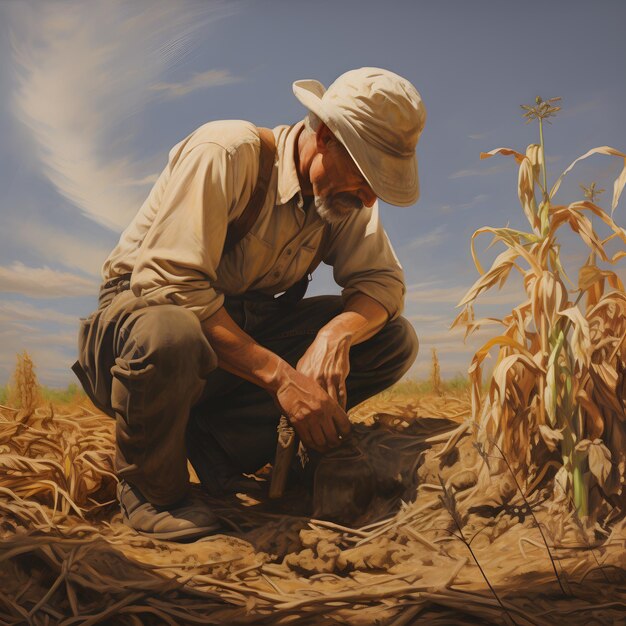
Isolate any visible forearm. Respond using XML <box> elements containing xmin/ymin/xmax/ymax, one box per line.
<box><xmin>317</xmin><ymin>292</ymin><xmax>389</xmax><ymax>346</ymax></box>
<box><xmin>200</xmin><ymin>305</ymin><xmax>291</xmax><ymax>393</ymax></box>
<box><xmin>201</xmin><ymin>304</ymin><xmax>351</xmax><ymax>450</ymax></box>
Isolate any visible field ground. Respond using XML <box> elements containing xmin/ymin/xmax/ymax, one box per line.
<box><xmin>1</xmin><ymin>382</ymin><xmax>625</xmax><ymax>625</ymax></box>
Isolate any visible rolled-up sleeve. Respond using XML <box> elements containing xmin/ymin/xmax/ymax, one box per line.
<box><xmin>132</xmin><ymin>142</ymin><xmax>242</xmax><ymax>322</ymax></box>
<box><xmin>324</xmin><ymin>202</ymin><xmax>406</xmax><ymax>321</ymax></box>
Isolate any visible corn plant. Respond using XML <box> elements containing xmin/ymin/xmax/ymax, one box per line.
<box><xmin>452</xmin><ymin>97</ymin><xmax>626</xmax><ymax>519</ymax></box>
<box><xmin>431</xmin><ymin>348</ymin><xmax>443</xmax><ymax>396</ymax></box>
<box><xmin>7</xmin><ymin>350</ymin><xmax>41</xmax><ymax>416</ymax></box>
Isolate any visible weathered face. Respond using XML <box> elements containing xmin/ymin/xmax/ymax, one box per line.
<box><xmin>309</xmin><ymin>128</ymin><xmax>377</xmax><ymax>223</ymax></box>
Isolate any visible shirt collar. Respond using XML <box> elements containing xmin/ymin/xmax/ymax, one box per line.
<box><xmin>274</xmin><ymin>120</ymin><xmax>307</xmax><ymax>210</ymax></box>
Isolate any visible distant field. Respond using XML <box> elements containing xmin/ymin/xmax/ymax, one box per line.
<box><xmin>0</xmin><ymin>375</ymin><xmax>472</xmax><ymax>408</ymax></box>
<box><xmin>0</xmin><ymin>382</ymin><xmax>85</xmax><ymax>406</ymax></box>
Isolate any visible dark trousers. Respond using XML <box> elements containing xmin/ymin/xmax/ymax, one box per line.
<box><xmin>73</xmin><ymin>285</ymin><xmax>419</xmax><ymax>506</ymax></box>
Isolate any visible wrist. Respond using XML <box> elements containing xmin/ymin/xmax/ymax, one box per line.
<box><xmin>260</xmin><ymin>356</ymin><xmax>296</xmax><ymax>395</ymax></box>
<box><xmin>317</xmin><ymin>316</ymin><xmax>356</xmax><ymax>345</ymax></box>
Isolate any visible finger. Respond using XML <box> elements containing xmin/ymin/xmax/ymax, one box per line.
<box><xmin>325</xmin><ymin>384</ymin><xmax>349</xmax><ymax>438</ymax></box>
<box><xmin>337</xmin><ymin>380</ymin><xmax>348</xmax><ymax>410</ymax></box>
<box><xmin>292</xmin><ymin>422</ymin><xmax>315</xmax><ymax>451</ymax></box>
<box><xmin>309</xmin><ymin>423</ymin><xmax>327</xmax><ymax>452</ymax></box>
<box><xmin>319</xmin><ymin>415</ymin><xmax>341</xmax><ymax>448</ymax></box>
<box><xmin>326</xmin><ymin>381</ymin><xmax>340</xmax><ymax>404</ymax></box>
<box><xmin>333</xmin><ymin>406</ymin><xmax>352</xmax><ymax>437</ymax></box>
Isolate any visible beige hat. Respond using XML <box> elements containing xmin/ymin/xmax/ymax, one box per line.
<box><xmin>293</xmin><ymin>67</ymin><xmax>426</xmax><ymax>207</ymax></box>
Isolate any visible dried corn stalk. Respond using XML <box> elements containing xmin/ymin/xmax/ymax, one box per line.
<box><xmin>7</xmin><ymin>351</ymin><xmax>41</xmax><ymax>416</ymax></box>
<box><xmin>431</xmin><ymin>348</ymin><xmax>443</xmax><ymax>396</ymax></box>
<box><xmin>452</xmin><ymin>97</ymin><xmax>626</xmax><ymax>519</ymax></box>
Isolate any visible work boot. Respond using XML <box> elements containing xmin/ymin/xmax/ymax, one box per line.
<box><xmin>117</xmin><ymin>480</ymin><xmax>222</xmax><ymax>542</ymax></box>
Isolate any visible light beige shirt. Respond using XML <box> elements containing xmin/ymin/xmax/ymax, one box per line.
<box><xmin>103</xmin><ymin>120</ymin><xmax>406</xmax><ymax>322</ymax></box>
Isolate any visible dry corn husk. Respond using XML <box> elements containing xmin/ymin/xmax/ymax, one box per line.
<box><xmin>454</xmin><ymin>140</ymin><xmax>626</xmax><ymax>517</ymax></box>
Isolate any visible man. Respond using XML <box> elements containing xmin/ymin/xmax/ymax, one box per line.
<box><xmin>73</xmin><ymin>67</ymin><xmax>426</xmax><ymax>541</ymax></box>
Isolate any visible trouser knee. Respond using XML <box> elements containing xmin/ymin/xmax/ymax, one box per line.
<box><xmin>111</xmin><ymin>306</ymin><xmax>216</xmax><ymax>408</ymax></box>
<box><xmin>388</xmin><ymin>316</ymin><xmax>419</xmax><ymax>378</ymax></box>
<box><xmin>117</xmin><ymin>305</ymin><xmax>215</xmax><ymax>377</ymax></box>
<box><xmin>351</xmin><ymin>316</ymin><xmax>418</xmax><ymax>377</ymax></box>
<box><xmin>345</xmin><ymin>316</ymin><xmax>418</xmax><ymax>409</ymax></box>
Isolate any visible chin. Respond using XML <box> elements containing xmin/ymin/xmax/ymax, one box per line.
<box><xmin>314</xmin><ymin>196</ymin><xmax>354</xmax><ymax>224</ymax></box>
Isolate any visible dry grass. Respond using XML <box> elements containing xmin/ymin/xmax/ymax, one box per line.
<box><xmin>1</xmin><ymin>374</ymin><xmax>626</xmax><ymax>625</ymax></box>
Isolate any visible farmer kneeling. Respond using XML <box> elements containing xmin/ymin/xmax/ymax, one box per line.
<box><xmin>72</xmin><ymin>67</ymin><xmax>426</xmax><ymax>541</ymax></box>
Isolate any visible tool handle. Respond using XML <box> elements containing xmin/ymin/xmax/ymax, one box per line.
<box><xmin>269</xmin><ymin>415</ymin><xmax>297</xmax><ymax>499</ymax></box>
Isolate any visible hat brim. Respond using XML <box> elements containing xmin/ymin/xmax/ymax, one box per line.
<box><xmin>293</xmin><ymin>79</ymin><xmax>420</xmax><ymax>207</ymax></box>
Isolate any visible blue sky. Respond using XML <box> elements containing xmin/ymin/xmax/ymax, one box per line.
<box><xmin>0</xmin><ymin>0</ymin><xmax>625</xmax><ymax>386</ymax></box>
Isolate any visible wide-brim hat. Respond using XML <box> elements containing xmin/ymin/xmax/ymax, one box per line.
<box><xmin>293</xmin><ymin>67</ymin><xmax>426</xmax><ymax>207</ymax></box>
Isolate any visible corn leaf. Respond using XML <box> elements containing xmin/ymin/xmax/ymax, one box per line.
<box><xmin>518</xmin><ymin>157</ymin><xmax>540</xmax><ymax>231</ymax></box>
<box><xmin>480</xmin><ymin>147</ymin><xmax>526</xmax><ymax>164</ymax></box>
<box><xmin>450</xmin><ymin>304</ymin><xmax>474</xmax><ymax>331</ymax></box>
<box><xmin>579</xmin><ymin>265</ymin><xmax>624</xmax><ymax>293</ymax></box>
<box><xmin>558</xmin><ymin>306</ymin><xmax>591</xmax><ymax>368</ymax></box>
<box><xmin>525</xmin><ymin>144</ymin><xmax>543</xmax><ymax>180</ymax></box>
<box><xmin>549</xmin><ymin>146</ymin><xmax>626</xmax><ymax>213</ymax></box>
<box><xmin>577</xmin><ymin>388</ymin><xmax>605</xmax><ymax>440</ymax></box>
<box><xmin>472</xmin><ymin>334</ymin><xmax>536</xmax><ymax>367</ymax></box>
<box><xmin>450</xmin><ymin>303</ymin><xmax>503</xmax><ymax>340</ymax></box>
<box><xmin>566</xmin><ymin>201</ymin><xmax>626</xmax><ymax>249</ymax></box>
<box><xmin>531</xmin><ymin>271</ymin><xmax>565</xmax><ymax>328</ymax></box>
<box><xmin>493</xmin><ymin>353</ymin><xmax>540</xmax><ymax>401</ymax></box>
<box><xmin>457</xmin><ymin>247</ymin><xmax>520</xmax><ymax>307</ymax></box>
<box><xmin>587</xmin><ymin>439</ymin><xmax>612</xmax><ymax>487</ymax></box>
<box><xmin>538</xmin><ymin>424</ymin><xmax>564</xmax><ymax>452</ymax></box>
<box><xmin>545</xmin><ymin>331</ymin><xmax>565</xmax><ymax>426</ymax></box>
<box><xmin>470</xmin><ymin>226</ymin><xmax>540</xmax><ymax>277</ymax></box>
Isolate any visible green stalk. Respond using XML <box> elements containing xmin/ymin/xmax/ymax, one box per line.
<box><xmin>573</xmin><ymin>458</ymin><xmax>588</xmax><ymax>518</ymax></box>
<box><xmin>559</xmin><ymin>343</ymin><xmax>588</xmax><ymax>517</ymax></box>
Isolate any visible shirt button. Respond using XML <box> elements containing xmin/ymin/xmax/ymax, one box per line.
<box><xmin>273</xmin><ymin>271</ymin><xmax>280</xmax><ymax>278</ymax></box>
<box><xmin>286</xmin><ymin>248</ymin><xmax>292</xmax><ymax>255</ymax></box>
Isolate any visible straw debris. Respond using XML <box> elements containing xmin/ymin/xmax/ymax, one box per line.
<box><xmin>1</xmin><ymin>375</ymin><xmax>625</xmax><ymax>624</ymax></box>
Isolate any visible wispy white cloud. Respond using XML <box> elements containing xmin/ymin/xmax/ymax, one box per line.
<box><xmin>9</xmin><ymin>1</ymin><xmax>233</xmax><ymax>231</ymax></box>
<box><xmin>0</xmin><ymin>301</ymin><xmax>77</xmax><ymax>325</ymax></box>
<box><xmin>417</xmin><ymin>325</ymin><xmax>494</xmax><ymax>348</ymax></box>
<box><xmin>10</xmin><ymin>219</ymin><xmax>112</xmax><ymax>277</ymax></box>
<box><xmin>449</xmin><ymin>162</ymin><xmax>511</xmax><ymax>179</ymax></box>
<box><xmin>439</xmin><ymin>193</ymin><xmax>489</xmax><ymax>213</ymax></box>
<box><xmin>151</xmin><ymin>68</ymin><xmax>240</xmax><ymax>99</ymax></box>
<box><xmin>0</xmin><ymin>262</ymin><xmax>96</xmax><ymax>298</ymax></box>
<box><xmin>406</xmin><ymin>313</ymin><xmax>447</xmax><ymax>323</ymax></box>
<box><xmin>405</xmin><ymin>283</ymin><xmax>466</xmax><ymax>305</ymax></box>
<box><xmin>404</xmin><ymin>226</ymin><xmax>446</xmax><ymax>250</ymax></box>
<box><xmin>405</xmin><ymin>279</ymin><xmax>525</xmax><ymax>306</ymax></box>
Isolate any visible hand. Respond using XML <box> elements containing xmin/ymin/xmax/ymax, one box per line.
<box><xmin>274</xmin><ymin>366</ymin><xmax>351</xmax><ymax>453</ymax></box>
<box><xmin>297</xmin><ymin>331</ymin><xmax>351</xmax><ymax>410</ymax></box>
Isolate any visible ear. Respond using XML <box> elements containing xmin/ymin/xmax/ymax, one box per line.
<box><xmin>315</xmin><ymin>123</ymin><xmax>335</xmax><ymax>151</ymax></box>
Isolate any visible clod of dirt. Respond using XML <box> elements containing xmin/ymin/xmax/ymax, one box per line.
<box><xmin>449</xmin><ymin>469</ymin><xmax>478</xmax><ymax>492</ymax></box>
<box><xmin>336</xmin><ymin>537</ymin><xmax>415</xmax><ymax>573</ymax></box>
<box><xmin>283</xmin><ymin>528</ymin><xmax>342</xmax><ymax>574</ymax></box>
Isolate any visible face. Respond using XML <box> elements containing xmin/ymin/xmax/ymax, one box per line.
<box><xmin>309</xmin><ymin>126</ymin><xmax>377</xmax><ymax>224</ymax></box>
